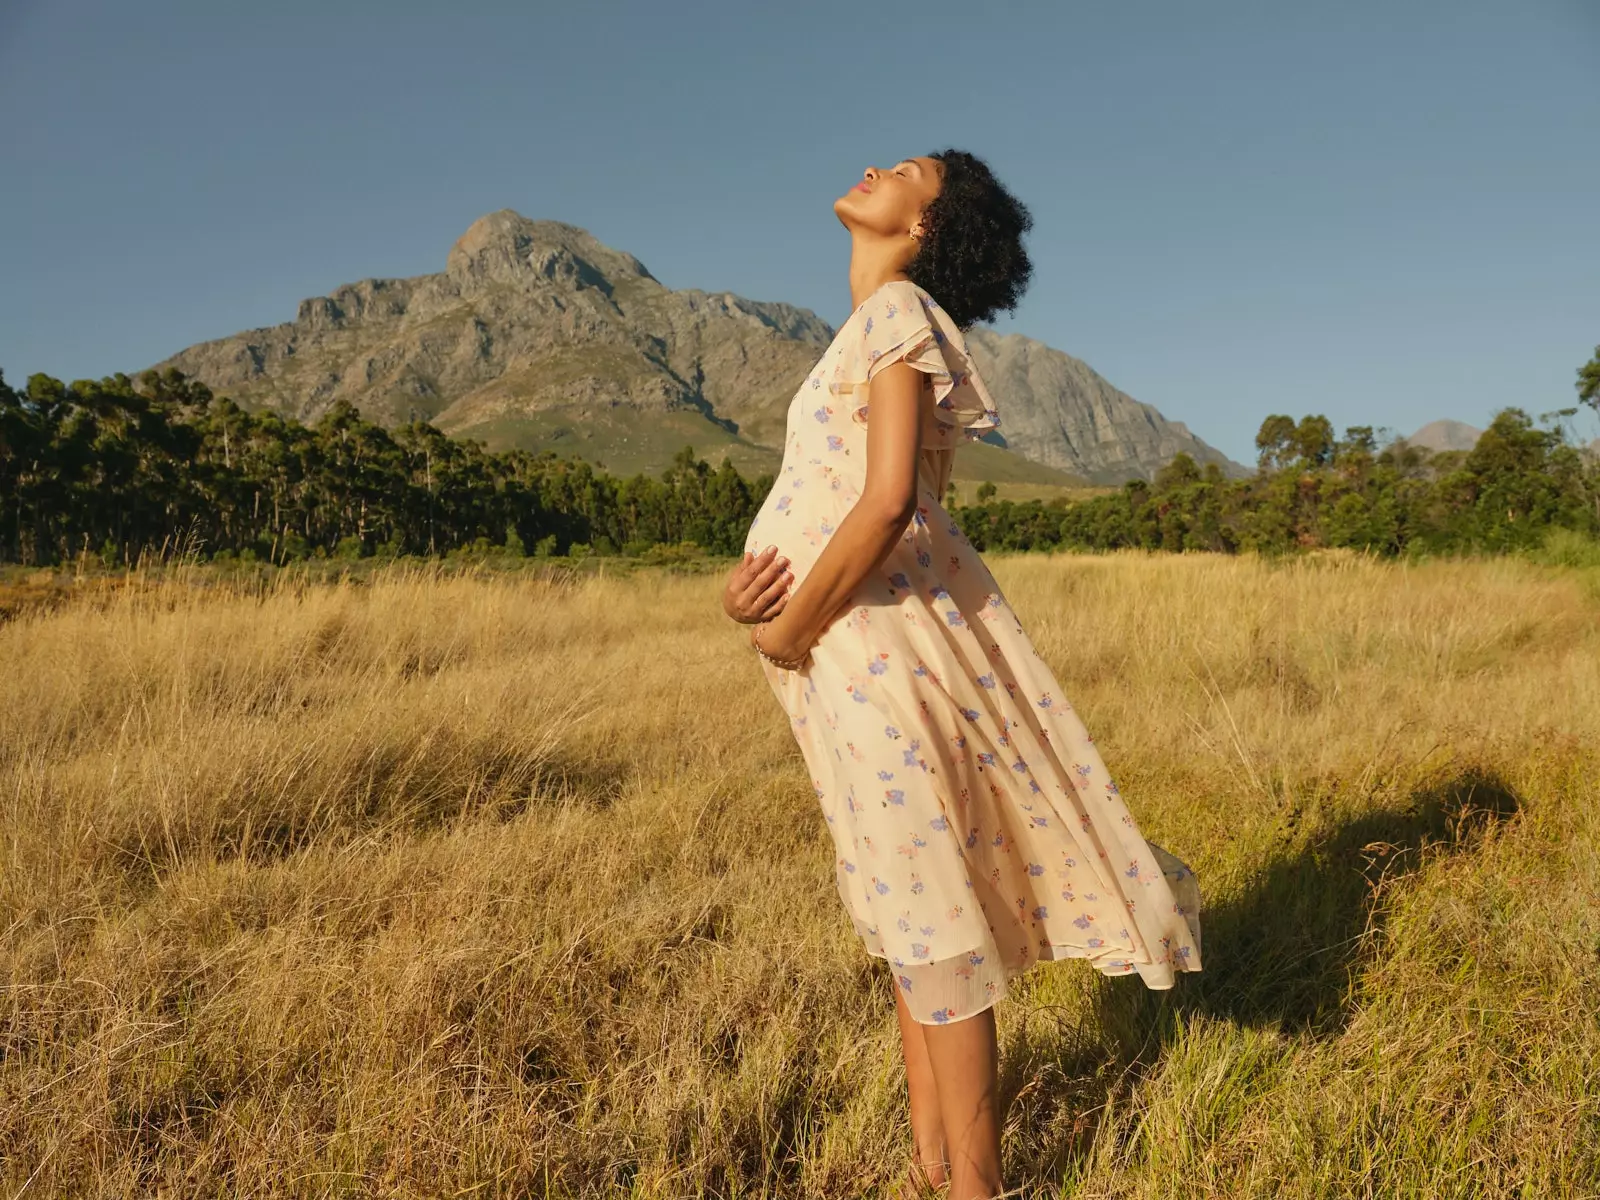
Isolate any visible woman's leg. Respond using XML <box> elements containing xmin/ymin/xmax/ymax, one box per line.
<box><xmin>922</xmin><ymin>1006</ymin><xmax>1003</xmax><ymax>1200</ymax></box>
<box><xmin>894</xmin><ymin>987</ymin><xmax>949</xmax><ymax>1192</ymax></box>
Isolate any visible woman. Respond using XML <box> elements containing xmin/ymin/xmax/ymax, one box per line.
<box><xmin>722</xmin><ymin>150</ymin><xmax>1202</xmax><ymax>1200</ymax></box>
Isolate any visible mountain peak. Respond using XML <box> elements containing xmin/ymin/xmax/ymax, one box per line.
<box><xmin>151</xmin><ymin>212</ymin><xmax>1240</xmax><ymax>483</ymax></box>
<box><xmin>1405</xmin><ymin>419</ymin><xmax>1482</xmax><ymax>453</ymax></box>
<box><xmin>445</xmin><ymin>210</ymin><xmax>657</xmax><ymax>292</ymax></box>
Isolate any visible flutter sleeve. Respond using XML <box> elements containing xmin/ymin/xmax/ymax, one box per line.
<box><xmin>829</xmin><ymin>279</ymin><xmax>1000</xmax><ymax>441</ymax></box>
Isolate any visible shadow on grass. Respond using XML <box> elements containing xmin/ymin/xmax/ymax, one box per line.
<box><xmin>1167</xmin><ymin>767</ymin><xmax>1518</xmax><ymax>1035</ymax></box>
<box><xmin>1005</xmin><ymin>767</ymin><xmax>1522</xmax><ymax>1186</ymax></box>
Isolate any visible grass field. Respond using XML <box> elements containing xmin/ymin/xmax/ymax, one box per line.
<box><xmin>2</xmin><ymin>553</ymin><xmax>1597</xmax><ymax>1197</ymax></box>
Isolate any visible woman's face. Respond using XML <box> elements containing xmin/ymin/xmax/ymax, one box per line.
<box><xmin>833</xmin><ymin>156</ymin><xmax>943</xmax><ymax>239</ymax></box>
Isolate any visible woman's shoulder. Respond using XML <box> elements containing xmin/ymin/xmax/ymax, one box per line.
<box><xmin>841</xmin><ymin>280</ymin><xmax>956</xmax><ymax>358</ymax></box>
<box><xmin>855</xmin><ymin>277</ymin><xmax>941</xmax><ymax>322</ymax></box>
<box><xmin>824</xmin><ymin>275</ymin><xmax>997</xmax><ymax>436</ymax></box>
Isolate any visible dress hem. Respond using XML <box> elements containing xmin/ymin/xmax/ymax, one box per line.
<box><xmin>860</xmin><ymin>936</ymin><xmax>1197</xmax><ymax>1025</ymax></box>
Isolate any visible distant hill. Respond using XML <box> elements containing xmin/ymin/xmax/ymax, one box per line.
<box><xmin>152</xmin><ymin>210</ymin><xmax>1245</xmax><ymax>484</ymax></box>
<box><xmin>1404</xmin><ymin>419</ymin><xmax>1483</xmax><ymax>453</ymax></box>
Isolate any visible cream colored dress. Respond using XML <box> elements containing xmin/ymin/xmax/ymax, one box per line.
<box><xmin>745</xmin><ymin>278</ymin><xmax>1202</xmax><ymax>1024</ymax></box>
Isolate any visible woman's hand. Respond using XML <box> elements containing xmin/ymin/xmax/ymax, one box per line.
<box><xmin>723</xmin><ymin>546</ymin><xmax>793</xmax><ymax>623</ymax></box>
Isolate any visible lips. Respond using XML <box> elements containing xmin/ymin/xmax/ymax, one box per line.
<box><xmin>854</xmin><ymin>181</ymin><xmax>871</xmax><ymax>193</ymax></box>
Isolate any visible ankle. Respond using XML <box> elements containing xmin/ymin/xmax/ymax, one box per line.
<box><xmin>945</xmin><ymin>1166</ymin><xmax>1003</xmax><ymax>1200</ymax></box>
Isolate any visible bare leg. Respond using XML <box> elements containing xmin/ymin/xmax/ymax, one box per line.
<box><xmin>922</xmin><ymin>1006</ymin><xmax>1003</xmax><ymax>1200</ymax></box>
<box><xmin>894</xmin><ymin>987</ymin><xmax>948</xmax><ymax>1194</ymax></box>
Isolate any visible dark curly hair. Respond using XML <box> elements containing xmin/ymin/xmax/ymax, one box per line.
<box><xmin>905</xmin><ymin>149</ymin><xmax>1033</xmax><ymax>330</ymax></box>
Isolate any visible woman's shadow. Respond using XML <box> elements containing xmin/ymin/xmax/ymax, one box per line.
<box><xmin>1003</xmin><ymin>767</ymin><xmax>1522</xmax><ymax>1182</ymax></box>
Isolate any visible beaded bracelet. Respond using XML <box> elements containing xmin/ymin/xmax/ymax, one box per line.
<box><xmin>753</xmin><ymin>623</ymin><xmax>807</xmax><ymax>670</ymax></box>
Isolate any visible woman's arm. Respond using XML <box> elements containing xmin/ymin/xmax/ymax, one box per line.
<box><xmin>749</xmin><ymin>359</ymin><xmax>927</xmax><ymax>664</ymax></box>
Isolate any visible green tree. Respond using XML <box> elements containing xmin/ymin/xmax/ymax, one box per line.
<box><xmin>1254</xmin><ymin>414</ymin><xmax>1298</xmax><ymax>471</ymax></box>
<box><xmin>1577</xmin><ymin>345</ymin><xmax>1600</xmax><ymax>417</ymax></box>
<box><xmin>1292</xmin><ymin>416</ymin><xmax>1335</xmax><ymax>468</ymax></box>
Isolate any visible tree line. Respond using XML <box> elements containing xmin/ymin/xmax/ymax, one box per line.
<box><xmin>0</xmin><ymin>368</ymin><xmax>764</xmax><ymax>565</ymax></box>
<box><xmin>957</xmin><ymin>406</ymin><xmax>1600</xmax><ymax>557</ymax></box>
<box><xmin>2</xmin><ymin>349</ymin><xmax>1598</xmax><ymax>567</ymax></box>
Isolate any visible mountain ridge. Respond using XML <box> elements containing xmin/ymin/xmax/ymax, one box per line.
<box><xmin>153</xmin><ymin>210</ymin><xmax>1244</xmax><ymax>484</ymax></box>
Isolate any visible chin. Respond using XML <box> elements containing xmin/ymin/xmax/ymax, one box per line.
<box><xmin>833</xmin><ymin>192</ymin><xmax>870</xmax><ymax>230</ymax></box>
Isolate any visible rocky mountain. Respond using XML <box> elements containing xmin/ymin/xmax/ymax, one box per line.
<box><xmin>1404</xmin><ymin>419</ymin><xmax>1483</xmax><ymax>453</ymax></box>
<box><xmin>154</xmin><ymin>210</ymin><xmax>1242</xmax><ymax>484</ymax></box>
<box><xmin>964</xmin><ymin>330</ymin><xmax>1237</xmax><ymax>482</ymax></box>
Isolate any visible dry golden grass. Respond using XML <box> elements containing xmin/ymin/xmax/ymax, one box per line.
<box><xmin>1</xmin><ymin>553</ymin><xmax>1597</xmax><ymax>1198</ymax></box>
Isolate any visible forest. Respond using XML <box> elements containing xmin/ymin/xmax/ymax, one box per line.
<box><xmin>2</xmin><ymin>351</ymin><xmax>1598</xmax><ymax>566</ymax></box>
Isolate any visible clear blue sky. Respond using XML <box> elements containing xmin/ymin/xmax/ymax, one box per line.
<box><xmin>2</xmin><ymin>0</ymin><xmax>1596</xmax><ymax>462</ymax></box>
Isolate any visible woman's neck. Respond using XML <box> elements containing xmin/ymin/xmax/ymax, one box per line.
<box><xmin>847</xmin><ymin>233</ymin><xmax>913</xmax><ymax>310</ymax></box>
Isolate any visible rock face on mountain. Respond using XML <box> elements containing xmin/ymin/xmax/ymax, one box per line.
<box><xmin>154</xmin><ymin>210</ymin><xmax>1241</xmax><ymax>482</ymax></box>
<box><xmin>964</xmin><ymin>330</ymin><xmax>1237</xmax><ymax>483</ymax></box>
<box><xmin>1403</xmin><ymin>419</ymin><xmax>1483</xmax><ymax>453</ymax></box>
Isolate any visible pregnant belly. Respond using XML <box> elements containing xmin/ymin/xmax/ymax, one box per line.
<box><xmin>745</xmin><ymin>514</ymin><xmax>823</xmax><ymax>589</ymax></box>
<box><xmin>746</xmin><ymin>448</ymin><xmax>886</xmax><ymax>581</ymax></box>
<box><xmin>745</xmin><ymin>494</ymin><xmax>858</xmax><ymax>591</ymax></box>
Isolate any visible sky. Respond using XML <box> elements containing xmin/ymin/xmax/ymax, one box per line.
<box><xmin>1</xmin><ymin>0</ymin><xmax>1597</xmax><ymax>464</ymax></box>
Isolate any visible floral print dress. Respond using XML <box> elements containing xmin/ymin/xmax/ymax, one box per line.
<box><xmin>745</xmin><ymin>278</ymin><xmax>1202</xmax><ymax>1025</ymax></box>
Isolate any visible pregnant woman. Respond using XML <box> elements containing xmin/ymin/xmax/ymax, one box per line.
<box><xmin>722</xmin><ymin>150</ymin><xmax>1202</xmax><ymax>1200</ymax></box>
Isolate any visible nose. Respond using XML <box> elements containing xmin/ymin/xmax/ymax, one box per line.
<box><xmin>863</xmin><ymin>166</ymin><xmax>878</xmax><ymax>182</ymax></box>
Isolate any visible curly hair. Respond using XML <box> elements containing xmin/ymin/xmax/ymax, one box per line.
<box><xmin>905</xmin><ymin>149</ymin><xmax>1033</xmax><ymax>330</ymax></box>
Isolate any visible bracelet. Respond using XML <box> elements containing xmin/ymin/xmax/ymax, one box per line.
<box><xmin>753</xmin><ymin>623</ymin><xmax>807</xmax><ymax>670</ymax></box>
